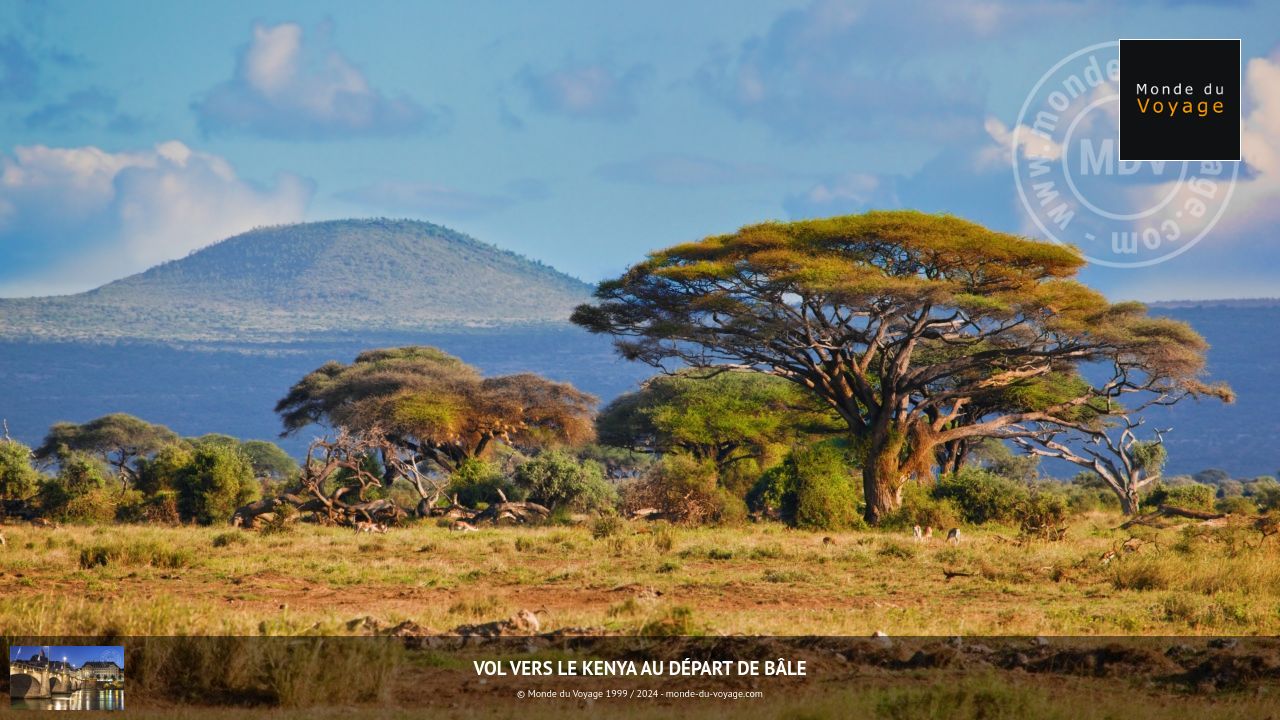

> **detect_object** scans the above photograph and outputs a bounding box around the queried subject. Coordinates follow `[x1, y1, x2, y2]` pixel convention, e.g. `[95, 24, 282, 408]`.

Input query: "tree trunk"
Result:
[862, 430, 907, 525]
[1119, 485, 1141, 515]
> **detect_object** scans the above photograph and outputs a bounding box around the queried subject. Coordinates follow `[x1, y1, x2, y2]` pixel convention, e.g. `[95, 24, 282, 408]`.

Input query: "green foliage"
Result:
[1247, 480, 1280, 512]
[512, 450, 616, 511]
[174, 445, 260, 525]
[240, 440, 300, 481]
[882, 483, 961, 530]
[446, 458, 520, 507]
[276, 346, 596, 477]
[1216, 496, 1258, 515]
[0, 439, 40, 500]
[1015, 491, 1069, 540]
[597, 370, 840, 481]
[933, 467, 1028, 525]
[135, 444, 194, 495]
[0, 219, 594, 341]
[1146, 482, 1216, 512]
[35, 413, 178, 481]
[749, 442, 863, 531]
[966, 439, 1038, 483]
[591, 515, 625, 539]
[38, 452, 110, 519]
[622, 455, 736, 525]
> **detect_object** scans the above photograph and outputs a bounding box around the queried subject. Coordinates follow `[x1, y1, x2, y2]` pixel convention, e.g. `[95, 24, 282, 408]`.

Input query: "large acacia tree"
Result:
[275, 346, 597, 507]
[572, 211, 1227, 523]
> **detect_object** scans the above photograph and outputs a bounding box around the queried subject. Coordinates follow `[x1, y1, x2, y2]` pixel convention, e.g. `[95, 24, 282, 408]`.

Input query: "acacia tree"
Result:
[274, 346, 597, 508]
[35, 413, 179, 488]
[598, 369, 841, 477]
[572, 211, 1228, 523]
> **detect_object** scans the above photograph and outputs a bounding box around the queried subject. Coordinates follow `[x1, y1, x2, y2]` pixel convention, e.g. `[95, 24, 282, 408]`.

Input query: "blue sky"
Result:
[1, 0, 1279, 300]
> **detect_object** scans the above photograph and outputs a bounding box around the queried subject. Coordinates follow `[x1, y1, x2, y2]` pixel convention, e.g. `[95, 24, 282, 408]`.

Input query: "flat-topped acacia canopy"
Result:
[573, 210, 1229, 523]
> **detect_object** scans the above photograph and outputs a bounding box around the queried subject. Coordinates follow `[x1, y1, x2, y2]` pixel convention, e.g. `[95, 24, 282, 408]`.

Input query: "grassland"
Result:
[2, 512, 1278, 637]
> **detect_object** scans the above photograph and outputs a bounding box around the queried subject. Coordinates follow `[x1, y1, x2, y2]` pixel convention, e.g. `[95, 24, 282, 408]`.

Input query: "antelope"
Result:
[946, 528, 961, 545]
[354, 521, 388, 534]
[912, 525, 924, 542]
[451, 520, 479, 533]
[924, 526, 934, 540]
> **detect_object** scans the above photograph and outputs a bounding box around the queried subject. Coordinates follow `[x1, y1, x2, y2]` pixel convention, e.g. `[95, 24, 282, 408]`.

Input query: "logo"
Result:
[1013, 41, 1239, 268]
[1119, 39, 1241, 161]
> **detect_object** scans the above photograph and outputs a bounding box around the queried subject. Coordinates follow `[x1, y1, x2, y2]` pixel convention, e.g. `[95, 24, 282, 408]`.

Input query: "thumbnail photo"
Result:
[8, 646, 124, 711]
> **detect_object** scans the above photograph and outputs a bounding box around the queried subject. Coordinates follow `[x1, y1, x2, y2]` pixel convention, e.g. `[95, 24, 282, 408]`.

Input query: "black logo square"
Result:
[1120, 39, 1240, 161]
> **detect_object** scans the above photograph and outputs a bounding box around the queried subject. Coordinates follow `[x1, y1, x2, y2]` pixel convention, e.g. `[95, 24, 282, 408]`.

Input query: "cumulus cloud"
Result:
[194, 22, 446, 139]
[0, 141, 313, 296]
[518, 61, 652, 121]
[697, 0, 1084, 141]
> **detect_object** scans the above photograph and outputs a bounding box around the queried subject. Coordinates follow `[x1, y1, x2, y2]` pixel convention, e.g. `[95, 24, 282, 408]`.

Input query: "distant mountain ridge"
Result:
[0, 219, 594, 341]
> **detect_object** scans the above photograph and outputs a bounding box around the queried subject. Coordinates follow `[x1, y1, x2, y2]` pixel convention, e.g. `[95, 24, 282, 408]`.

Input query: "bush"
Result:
[1146, 482, 1216, 512]
[621, 456, 742, 525]
[1015, 491, 1069, 540]
[513, 450, 616, 511]
[0, 439, 40, 501]
[135, 444, 194, 496]
[446, 459, 520, 507]
[933, 467, 1028, 524]
[175, 444, 260, 525]
[748, 443, 863, 531]
[1250, 480, 1280, 512]
[59, 487, 119, 524]
[1216, 496, 1257, 515]
[591, 515, 625, 539]
[882, 483, 960, 530]
[79, 540, 191, 569]
[37, 452, 111, 521]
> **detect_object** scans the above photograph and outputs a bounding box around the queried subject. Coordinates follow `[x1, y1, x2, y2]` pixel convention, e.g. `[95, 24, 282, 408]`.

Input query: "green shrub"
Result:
[115, 489, 148, 523]
[621, 455, 720, 524]
[0, 439, 40, 501]
[713, 488, 749, 526]
[446, 458, 520, 507]
[591, 515, 625, 539]
[212, 532, 249, 548]
[883, 482, 960, 530]
[1014, 491, 1069, 540]
[1215, 495, 1258, 515]
[1146, 482, 1215, 512]
[749, 443, 863, 531]
[513, 450, 616, 511]
[37, 453, 114, 522]
[79, 540, 191, 569]
[135, 444, 194, 495]
[59, 487, 119, 524]
[933, 467, 1027, 524]
[1250, 480, 1280, 512]
[174, 444, 259, 525]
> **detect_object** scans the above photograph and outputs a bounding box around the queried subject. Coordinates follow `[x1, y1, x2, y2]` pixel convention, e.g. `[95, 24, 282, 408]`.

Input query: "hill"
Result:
[0, 219, 594, 341]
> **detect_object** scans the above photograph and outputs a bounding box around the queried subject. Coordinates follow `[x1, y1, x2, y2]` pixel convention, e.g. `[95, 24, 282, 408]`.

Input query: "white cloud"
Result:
[0, 141, 313, 297]
[194, 22, 446, 139]
[518, 61, 652, 121]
